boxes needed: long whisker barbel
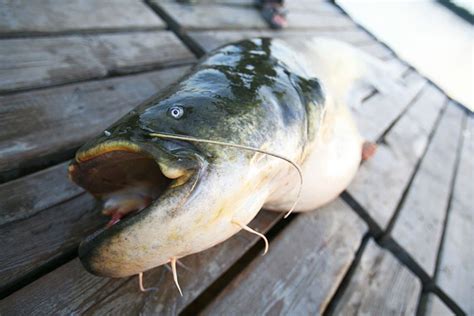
[149,132,303,218]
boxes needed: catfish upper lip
[72,139,193,180]
[75,140,142,163]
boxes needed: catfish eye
[169,106,184,119]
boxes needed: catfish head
[69,101,273,278]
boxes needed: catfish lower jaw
[68,140,200,275]
[76,167,203,278]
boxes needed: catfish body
[69,37,389,278]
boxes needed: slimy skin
[69,37,393,278]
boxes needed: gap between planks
[144,0,207,58]
[434,114,474,314]
[0,0,165,37]
[0,52,195,98]
[322,233,371,315]
[335,103,468,315]
[425,112,470,315]
[381,102,451,237]
[0,27,166,40]
[0,31,195,96]
[192,198,368,315]
[180,213,299,315]
[144,0,383,59]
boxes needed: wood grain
[159,0,256,5]
[0,0,164,35]
[156,1,267,30]
[203,199,367,315]
[285,10,355,30]
[348,83,445,230]
[0,162,82,226]
[88,32,193,74]
[0,66,190,178]
[353,70,427,141]
[285,0,343,14]
[0,211,282,315]
[0,31,193,93]
[0,192,104,295]
[424,293,455,316]
[0,36,106,93]
[390,103,465,276]
[436,115,473,315]
[331,239,422,315]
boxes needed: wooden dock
[0,1,471,315]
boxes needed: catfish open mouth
[69,141,184,229]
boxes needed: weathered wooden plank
[285,0,343,14]
[0,31,193,93]
[386,58,410,79]
[0,66,190,178]
[357,41,394,60]
[0,257,130,314]
[0,162,82,226]
[188,29,377,54]
[424,293,455,316]
[155,1,353,31]
[0,211,282,315]
[156,2,267,30]
[0,0,164,35]
[88,32,193,74]
[390,104,465,276]
[160,0,338,13]
[353,70,427,141]
[0,192,103,295]
[163,0,341,14]
[303,28,375,45]
[203,199,367,315]
[436,115,473,315]
[0,36,107,93]
[160,0,256,5]
[332,239,422,315]
[284,10,355,30]
[348,84,445,230]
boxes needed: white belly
[264,103,363,212]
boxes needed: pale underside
[265,37,396,212]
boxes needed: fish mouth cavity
[68,140,195,229]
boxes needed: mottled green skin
[73,38,326,276]
[80,38,324,159]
